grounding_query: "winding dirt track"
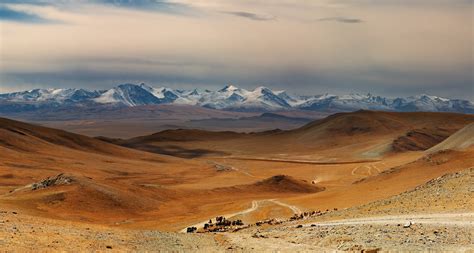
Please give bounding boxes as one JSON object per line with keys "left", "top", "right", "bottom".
{"left": 268, "top": 199, "right": 302, "bottom": 214}
{"left": 351, "top": 163, "right": 383, "bottom": 176}
{"left": 228, "top": 157, "right": 380, "bottom": 165}
{"left": 179, "top": 199, "right": 301, "bottom": 233}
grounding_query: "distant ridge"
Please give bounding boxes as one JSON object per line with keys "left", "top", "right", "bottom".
{"left": 109, "top": 110, "right": 474, "bottom": 159}
{"left": 0, "top": 84, "right": 472, "bottom": 114}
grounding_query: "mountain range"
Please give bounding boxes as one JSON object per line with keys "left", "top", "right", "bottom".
{"left": 0, "top": 83, "right": 472, "bottom": 114}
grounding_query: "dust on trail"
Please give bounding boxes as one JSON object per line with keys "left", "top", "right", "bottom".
{"left": 179, "top": 199, "right": 302, "bottom": 233}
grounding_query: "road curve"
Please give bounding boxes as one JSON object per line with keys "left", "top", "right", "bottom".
{"left": 179, "top": 199, "right": 301, "bottom": 233}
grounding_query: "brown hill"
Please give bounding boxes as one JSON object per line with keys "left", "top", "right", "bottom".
{"left": 252, "top": 175, "right": 324, "bottom": 193}
{"left": 0, "top": 117, "right": 213, "bottom": 226}
{"left": 126, "top": 129, "right": 243, "bottom": 143}
{"left": 115, "top": 111, "right": 474, "bottom": 159}
{"left": 107, "top": 129, "right": 252, "bottom": 158}
{"left": 295, "top": 110, "right": 405, "bottom": 136}
{"left": 292, "top": 110, "right": 473, "bottom": 141}
{"left": 0, "top": 117, "right": 163, "bottom": 159}
{"left": 203, "top": 175, "right": 324, "bottom": 198}
{"left": 4, "top": 173, "right": 171, "bottom": 222}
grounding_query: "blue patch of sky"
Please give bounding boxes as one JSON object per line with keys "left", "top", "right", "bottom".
{"left": 0, "top": 5, "right": 51, "bottom": 23}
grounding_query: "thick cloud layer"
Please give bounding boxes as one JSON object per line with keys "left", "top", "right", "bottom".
{"left": 0, "top": 0, "right": 472, "bottom": 99}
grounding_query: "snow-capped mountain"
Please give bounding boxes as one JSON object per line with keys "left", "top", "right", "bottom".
{"left": 197, "top": 85, "right": 291, "bottom": 111}
{"left": 138, "top": 83, "right": 180, "bottom": 104}
{"left": 0, "top": 88, "right": 82, "bottom": 103}
{"left": 297, "top": 93, "right": 474, "bottom": 113}
{"left": 0, "top": 83, "right": 472, "bottom": 114}
{"left": 93, "top": 84, "right": 162, "bottom": 106}
{"left": 298, "top": 93, "right": 393, "bottom": 111}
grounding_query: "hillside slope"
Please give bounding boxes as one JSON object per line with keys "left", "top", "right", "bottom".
{"left": 426, "top": 123, "right": 474, "bottom": 153}
{"left": 115, "top": 111, "right": 474, "bottom": 160}
{"left": 0, "top": 117, "right": 171, "bottom": 159}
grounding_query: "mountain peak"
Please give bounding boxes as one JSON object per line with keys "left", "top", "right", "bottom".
{"left": 188, "top": 89, "right": 200, "bottom": 96}
{"left": 253, "top": 86, "right": 271, "bottom": 93}
{"left": 219, "top": 84, "right": 240, "bottom": 92}
{"left": 0, "top": 85, "right": 472, "bottom": 114}
{"left": 139, "top": 82, "right": 152, "bottom": 89}
{"left": 417, "top": 94, "right": 448, "bottom": 101}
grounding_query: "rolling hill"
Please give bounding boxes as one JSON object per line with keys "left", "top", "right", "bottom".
{"left": 111, "top": 110, "right": 474, "bottom": 160}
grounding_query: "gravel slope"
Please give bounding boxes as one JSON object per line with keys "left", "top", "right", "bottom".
{"left": 0, "top": 210, "right": 222, "bottom": 252}
{"left": 222, "top": 168, "right": 474, "bottom": 252}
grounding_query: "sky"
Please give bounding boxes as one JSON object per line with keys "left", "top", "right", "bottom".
{"left": 0, "top": 0, "right": 472, "bottom": 99}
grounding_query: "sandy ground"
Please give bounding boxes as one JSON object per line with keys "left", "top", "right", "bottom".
{"left": 224, "top": 218, "right": 473, "bottom": 252}
{"left": 220, "top": 168, "right": 474, "bottom": 252}
{"left": 0, "top": 209, "right": 223, "bottom": 252}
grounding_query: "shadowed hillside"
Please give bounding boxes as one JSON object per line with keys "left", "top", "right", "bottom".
{"left": 0, "top": 117, "right": 168, "bottom": 159}
{"left": 111, "top": 111, "right": 474, "bottom": 159}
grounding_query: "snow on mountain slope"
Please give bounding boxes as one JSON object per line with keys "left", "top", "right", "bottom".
{"left": 0, "top": 88, "right": 104, "bottom": 104}
{"left": 0, "top": 83, "right": 472, "bottom": 113}
{"left": 94, "top": 84, "right": 162, "bottom": 106}
{"left": 0, "top": 88, "right": 74, "bottom": 102}
{"left": 138, "top": 83, "right": 180, "bottom": 104}
{"left": 197, "top": 85, "right": 291, "bottom": 110}
{"left": 274, "top": 90, "right": 303, "bottom": 106}
{"left": 298, "top": 93, "right": 393, "bottom": 111}
{"left": 390, "top": 95, "right": 474, "bottom": 113}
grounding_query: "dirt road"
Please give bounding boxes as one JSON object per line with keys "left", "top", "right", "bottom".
{"left": 228, "top": 157, "right": 379, "bottom": 165}
{"left": 351, "top": 163, "right": 383, "bottom": 176}
{"left": 179, "top": 199, "right": 301, "bottom": 233}
{"left": 297, "top": 212, "right": 474, "bottom": 228}
{"left": 223, "top": 212, "right": 474, "bottom": 252}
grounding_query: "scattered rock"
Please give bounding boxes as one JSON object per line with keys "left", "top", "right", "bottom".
{"left": 31, "top": 174, "right": 74, "bottom": 190}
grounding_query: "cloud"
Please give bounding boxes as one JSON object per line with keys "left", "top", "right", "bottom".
{"left": 0, "top": 5, "right": 53, "bottom": 23}
{"left": 0, "top": 0, "right": 472, "bottom": 100}
{"left": 317, "top": 16, "right": 363, "bottom": 23}
{"left": 222, "top": 11, "right": 274, "bottom": 21}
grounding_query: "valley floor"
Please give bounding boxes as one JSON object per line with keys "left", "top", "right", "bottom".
{"left": 2, "top": 168, "right": 472, "bottom": 252}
